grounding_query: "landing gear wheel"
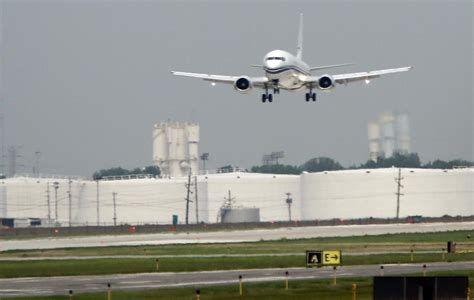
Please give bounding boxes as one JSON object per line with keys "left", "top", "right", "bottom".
{"left": 305, "top": 93, "right": 310, "bottom": 102}
{"left": 261, "top": 94, "right": 266, "bottom": 103}
{"left": 268, "top": 94, "right": 273, "bottom": 102}
{"left": 312, "top": 93, "right": 316, "bottom": 101}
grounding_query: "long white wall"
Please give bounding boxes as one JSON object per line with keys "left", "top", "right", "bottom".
{"left": 0, "top": 168, "right": 472, "bottom": 226}
{"left": 300, "top": 168, "right": 473, "bottom": 220}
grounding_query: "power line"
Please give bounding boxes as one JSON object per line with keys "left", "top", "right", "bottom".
{"left": 184, "top": 170, "right": 193, "bottom": 225}
{"left": 395, "top": 168, "right": 404, "bottom": 219}
{"left": 46, "top": 183, "right": 51, "bottom": 225}
{"left": 68, "top": 179, "right": 72, "bottom": 227}
{"left": 96, "top": 180, "right": 100, "bottom": 226}
{"left": 194, "top": 175, "right": 199, "bottom": 224}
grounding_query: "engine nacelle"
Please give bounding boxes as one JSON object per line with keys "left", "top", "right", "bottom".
{"left": 317, "top": 75, "right": 335, "bottom": 90}
{"left": 233, "top": 76, "right": 252, "bottom": 92}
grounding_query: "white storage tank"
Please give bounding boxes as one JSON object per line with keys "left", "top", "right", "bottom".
{"left": 152, "top": 123, "right": 169, "bottom": 175}
{"left": 395, "top": 113, "right": 411, "bottom": 154}
{"left": 368, "top": 122, "right": 380, "bottom": 161}
{"left": 220, "top": 207, "right": 260, "bottom": 223}
{"left": 186, "top": 123, "right": 199, "bottom": 175}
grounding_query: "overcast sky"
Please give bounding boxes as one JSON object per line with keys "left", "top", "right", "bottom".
{"left": 1, "top": 0, "right": 472, "bottom": 177}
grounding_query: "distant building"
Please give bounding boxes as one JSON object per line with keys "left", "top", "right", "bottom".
{"left": 152, "top": 121, "right": 199, "bottom": 177}
{"left": 368, "top": 112, "right": 410, "bottom": 161}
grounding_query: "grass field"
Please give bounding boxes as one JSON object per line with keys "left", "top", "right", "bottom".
{"left": 0, "top": 252, "right": 473, "bottom": 278}
{"left": 1, "top": 230, "right": 473, "bottom": 258}
{"left": 7, "top": 270, "right": 474, "bottom": 300}
{"left": 0, "top": 230, "right": 472, "bottom": 278}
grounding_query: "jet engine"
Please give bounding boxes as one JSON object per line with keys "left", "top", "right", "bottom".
{"left": 233, "top": 76, "right": 252, "bottom": 92}
{"left": 317, "top": 75, "right": 335, "bottom": 90}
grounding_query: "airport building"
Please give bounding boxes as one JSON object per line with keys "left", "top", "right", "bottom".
{"left": 0, "top": 167, "right": 472, "bottom": 227}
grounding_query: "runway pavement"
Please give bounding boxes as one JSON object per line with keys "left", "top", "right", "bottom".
{"left": 0, "top": 261, "right": 472, "bottom": 297}
{"left": 1, "top": 222, "right": 472, "bottom": 251}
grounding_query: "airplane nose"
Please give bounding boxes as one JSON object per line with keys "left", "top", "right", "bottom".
{"left": 266, "top": 60, "right": 281, "bottom": 69}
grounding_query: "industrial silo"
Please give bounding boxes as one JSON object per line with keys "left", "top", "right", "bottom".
{"left": 152, "top": 123, "right": 169, "bottom": 176}
{"left": 368, "top": 121, "right": 381, "bottom": 161}
{"left": 186, "top": 123, "right": 199, "bottom": 175}
{"left": 395, "top": 113, "right": 411, "bottom": 154}
{"left": 380, "top": 112, "right": 395, "bottom": 158}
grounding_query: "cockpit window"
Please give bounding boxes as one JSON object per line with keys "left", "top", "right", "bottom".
{"left": 266, "top": 57, "right": 286, "bottom": 61}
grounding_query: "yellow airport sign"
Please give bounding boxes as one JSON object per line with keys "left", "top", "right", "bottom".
{"left": 306, "top": 250, "right": 341, "bottom": 267}
{"left": 322, "top": 250, "right": 341, "bottom": 265}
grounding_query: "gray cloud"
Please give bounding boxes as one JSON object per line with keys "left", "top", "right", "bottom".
{"left": 2, "top": 0, "right": 472, "bottom": 176}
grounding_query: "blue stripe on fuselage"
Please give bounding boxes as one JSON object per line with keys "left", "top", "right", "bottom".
{"left": 264, "top": 65, "right": 310, "bottom": 75}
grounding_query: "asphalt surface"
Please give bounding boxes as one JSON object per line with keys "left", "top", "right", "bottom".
{"left": 0, "top": 250, "right": 449, "bottom": 261}
{"left": 1, "top": 222, "right": 473, "bottom": 251}
{"left": 0, "top": 261, "right": 472, "bottom": 297}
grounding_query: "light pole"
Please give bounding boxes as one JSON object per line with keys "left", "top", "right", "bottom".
{"left": 53, "top": 182, "right": 59, "bottom": 223}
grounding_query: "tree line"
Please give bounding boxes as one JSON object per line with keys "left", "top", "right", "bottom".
{"left": 250, "top": 153, "right": 473, "bottom": 175}
{"left": 93, "top": 166, "right": 160, "bottom": 180}
{"left": 92, "top": 153, "right": 472, "bottom": 178}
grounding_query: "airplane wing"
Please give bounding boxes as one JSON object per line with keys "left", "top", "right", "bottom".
{"left": 303, "top": 66, "right": 412, "bottom": 85}
{"left": 171, "top": 71, "right": 269, "bottom": 87}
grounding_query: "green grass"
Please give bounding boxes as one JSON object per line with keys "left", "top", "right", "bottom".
{"left": 8, "top": 270, "right": 474, "bottom": 300}
{"left": 1, "top": 230, "right": 473, "bottom": 258}
{"left": 0, "top": 252, "right": 473, "bottom": 278}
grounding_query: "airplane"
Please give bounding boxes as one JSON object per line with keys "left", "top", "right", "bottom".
{"left": 171, "top": 14, "right": 412, "bottom": 103}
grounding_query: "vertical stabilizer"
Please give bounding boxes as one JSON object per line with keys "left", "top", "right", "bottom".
{"left": 296, "top": 13, "right": 303, "bottom": 59}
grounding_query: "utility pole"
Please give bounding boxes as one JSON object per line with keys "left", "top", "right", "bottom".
{"left": 46, "top": 184, "right": 51, "bottom": 225}
{"left": 184, "top": 171, "right": 192, "bottom": 225}
{"left": 285, "top": 192, "right": 293, "bottom": 222}
{"left": 223, "top": 190, "right": 235, "bottom": 209}
{"left": 395, "top": 168, "right": 404, "bottom": 219}
{"left": 68, "top": 179, "right": 72, "bottom": 227}
{"left": 96, "top": 180, "right": 100, "bottom": 226}
{"left": 194, "top": 176, "right": 199, "bottom": 224}
{"left": 112, "top": 192, "right": 117, "bottom": 226}
{"left": 53, "top": 182, "right": 59, "bottom": 223}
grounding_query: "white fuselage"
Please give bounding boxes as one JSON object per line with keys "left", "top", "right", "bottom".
{"left": 263, "top": 49, "right": 310, "bottom": 90}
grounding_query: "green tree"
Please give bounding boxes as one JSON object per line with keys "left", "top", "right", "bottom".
{"left": 360, "top": 153, "right": 421, "bottom": 169}
{"left": 217, "top": 165, "right": 234, "bottom": 173}
{"left": 93, "top": 165, "right": 160, "bottom": 180}
{"left": 251, "top": 164, "right": 301, "bottom": 175}
{"left": 301, "top": 157, "right": 344, "bottom": 172}
{"left": 423, "top": 159, "right": 473, "bottom": 169}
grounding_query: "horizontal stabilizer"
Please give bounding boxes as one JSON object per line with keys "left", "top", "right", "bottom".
{"left": 310, "top": 63, "right": 355, "bottom": 71}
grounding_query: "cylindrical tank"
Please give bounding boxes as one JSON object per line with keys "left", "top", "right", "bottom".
{"left": 379, "top": 112, "right": 395, "bottom": 158}
{"left": 368, "top": 122, "right": 380, "bottom": 161}
{"left": 152, "top": 123, "right": 169, "bottom": 175}
{"left": 167, "top": 123, "right": 188, "bottom": 177}
{"left": 220, "top": 207, "right": 260, "bottom": 223}
{"left": 395, "top": 113, "right": 410, "bottom": 154}
{"left": 186, "top": 124, "right": 200, "bottom": 175}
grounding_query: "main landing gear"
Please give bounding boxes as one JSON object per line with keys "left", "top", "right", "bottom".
{"left": 305, "top": 92, "right": 316, "bottom": 102}
{"left": 262, "top": 83, "right": 274, "bottom": 103}
{"left": 262, "top": 93, "right": 273, "bottom": 103}
{"left": 305, "top": 85, "right": 317, "bottom": 102}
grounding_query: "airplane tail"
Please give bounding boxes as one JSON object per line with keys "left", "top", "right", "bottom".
{"left": 296, "top": 13, "right": 303, "bottom": 59}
